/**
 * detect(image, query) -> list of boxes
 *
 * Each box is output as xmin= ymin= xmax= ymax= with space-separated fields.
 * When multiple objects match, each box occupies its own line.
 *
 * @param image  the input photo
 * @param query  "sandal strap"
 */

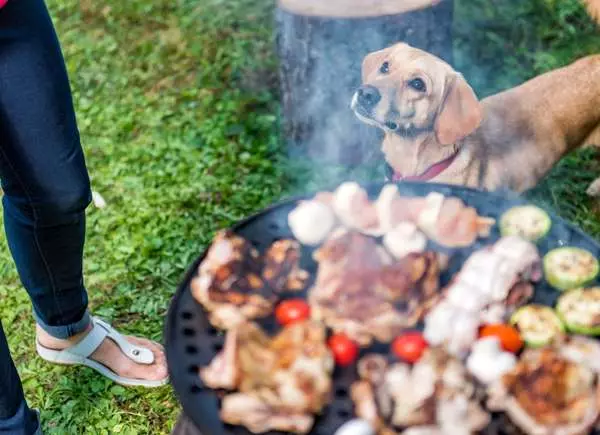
xmin=93 ymin=317 xmax=155 ymax=365
xmin=64 ymin=321 xmax=108 ymax=359
xmin=63 ymin=317 xmax=155 ymax=365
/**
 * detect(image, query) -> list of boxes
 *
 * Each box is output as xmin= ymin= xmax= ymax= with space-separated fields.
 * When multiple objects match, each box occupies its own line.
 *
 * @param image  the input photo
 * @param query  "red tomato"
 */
xmin=275 ymin=299 xmax=310 ymax=326
xmin=327 ymin=334 xmax=359 ymax=367
xmin=392 ymin=332 xmax=428 ymax=363
xmin=479 ymin=324 xmax=523 ymax=353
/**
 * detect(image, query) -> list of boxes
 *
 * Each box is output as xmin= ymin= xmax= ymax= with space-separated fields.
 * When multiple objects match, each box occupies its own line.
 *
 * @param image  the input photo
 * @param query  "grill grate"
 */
xmin=165 ymin=181 xmax=600 ymax=435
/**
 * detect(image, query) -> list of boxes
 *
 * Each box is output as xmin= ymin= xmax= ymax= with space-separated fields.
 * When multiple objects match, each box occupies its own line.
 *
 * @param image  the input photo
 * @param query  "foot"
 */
xmin=36 ymin=323 xmax=168 ymax=383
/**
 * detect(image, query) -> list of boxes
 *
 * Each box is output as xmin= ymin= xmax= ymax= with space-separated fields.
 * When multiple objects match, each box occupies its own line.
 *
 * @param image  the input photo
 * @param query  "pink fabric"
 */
xmin=0 ymin=0 xmax=7 ymax=8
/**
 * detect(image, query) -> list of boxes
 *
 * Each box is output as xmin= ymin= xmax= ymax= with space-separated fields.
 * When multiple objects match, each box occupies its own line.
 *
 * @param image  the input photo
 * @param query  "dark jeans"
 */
xmin=0 ymin=0 xmax=92 ymax=433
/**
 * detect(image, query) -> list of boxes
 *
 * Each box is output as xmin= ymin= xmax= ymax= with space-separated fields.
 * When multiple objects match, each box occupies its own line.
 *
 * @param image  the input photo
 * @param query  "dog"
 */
xmin=351 ymin=24 xmax=600 ymax=194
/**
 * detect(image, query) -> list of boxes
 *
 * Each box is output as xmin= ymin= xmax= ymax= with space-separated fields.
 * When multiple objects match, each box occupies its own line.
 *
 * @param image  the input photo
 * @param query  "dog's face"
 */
xmin=352 ymin=42 xmax=482 ymax=150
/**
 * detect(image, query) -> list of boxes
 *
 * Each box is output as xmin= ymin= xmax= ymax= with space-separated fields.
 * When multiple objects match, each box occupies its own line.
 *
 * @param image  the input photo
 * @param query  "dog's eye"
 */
xmin=408 ymin=78 xmax=427 ymax=92
xmin=379 ymin=61 xmax=390 ymax=74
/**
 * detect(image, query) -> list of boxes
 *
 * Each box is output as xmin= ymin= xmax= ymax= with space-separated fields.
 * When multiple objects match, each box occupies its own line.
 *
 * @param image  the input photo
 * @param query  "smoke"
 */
xmin=275 ymin=3 xmax=454 ymax=191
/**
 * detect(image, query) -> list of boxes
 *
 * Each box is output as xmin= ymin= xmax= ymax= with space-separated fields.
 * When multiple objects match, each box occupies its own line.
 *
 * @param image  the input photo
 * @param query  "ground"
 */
xmin=0 ymin=0 xmax=599 ymax=433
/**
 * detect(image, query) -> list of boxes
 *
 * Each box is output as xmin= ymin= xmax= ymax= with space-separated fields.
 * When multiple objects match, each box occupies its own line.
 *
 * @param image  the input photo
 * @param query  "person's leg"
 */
xmin=0 ymin=321 xmax=39 ymax=435
xmin=0 ymin=2 xmax=166 ymax=430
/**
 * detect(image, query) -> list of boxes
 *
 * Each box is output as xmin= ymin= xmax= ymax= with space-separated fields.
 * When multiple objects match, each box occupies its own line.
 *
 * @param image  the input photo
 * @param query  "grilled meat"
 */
xmin=200 ymin=320 xmax=334 ymax=434
xmin=487 ymin=346 xmax=600 ymax=435
xmin=309 ymin=230 xmax=441 ymax=345
xmin=191 ymin=231 xmax=307 ymax=330
xmin=424 ymin=236 xmax=541 ymax=356
xmin=351 ymin=349 xmax=489 ymax=435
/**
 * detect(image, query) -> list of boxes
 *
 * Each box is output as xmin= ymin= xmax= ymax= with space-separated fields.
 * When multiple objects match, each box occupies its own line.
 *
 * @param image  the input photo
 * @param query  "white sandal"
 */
xmin=36 ymin=317 xmax=168 ymax=388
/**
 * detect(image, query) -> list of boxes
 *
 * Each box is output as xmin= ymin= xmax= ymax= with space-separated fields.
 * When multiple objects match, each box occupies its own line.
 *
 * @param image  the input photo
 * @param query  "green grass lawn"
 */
xmin=0 ymin=0 xmax=598 ymax=433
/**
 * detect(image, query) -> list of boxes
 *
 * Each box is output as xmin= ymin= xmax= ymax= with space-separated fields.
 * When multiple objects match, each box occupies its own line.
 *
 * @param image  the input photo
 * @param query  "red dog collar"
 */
xmin=391 ymin=151 xmax=458 ymax=182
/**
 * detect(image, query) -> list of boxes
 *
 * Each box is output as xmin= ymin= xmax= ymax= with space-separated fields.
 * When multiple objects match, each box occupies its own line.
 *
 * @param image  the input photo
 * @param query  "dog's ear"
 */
xmin=361 ymin=46 xmax=393 ymax=82
xmin=434 ymin=73 xmax=483 ymax=145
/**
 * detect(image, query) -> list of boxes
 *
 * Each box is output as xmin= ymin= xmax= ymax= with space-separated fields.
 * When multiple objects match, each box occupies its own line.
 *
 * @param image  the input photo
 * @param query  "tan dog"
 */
xmin=351 ymin=42 xmax=600 ymax=194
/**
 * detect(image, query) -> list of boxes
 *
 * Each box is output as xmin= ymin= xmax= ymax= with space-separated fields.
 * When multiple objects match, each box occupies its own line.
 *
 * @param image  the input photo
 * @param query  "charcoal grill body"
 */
xmin=165 ymin=181 xmax=600 ymax=435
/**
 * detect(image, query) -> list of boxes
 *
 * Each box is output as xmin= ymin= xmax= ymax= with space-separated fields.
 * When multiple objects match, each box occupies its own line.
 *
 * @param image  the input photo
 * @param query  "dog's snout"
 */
xmin=357 ymin=85 xmax=381 ymax=109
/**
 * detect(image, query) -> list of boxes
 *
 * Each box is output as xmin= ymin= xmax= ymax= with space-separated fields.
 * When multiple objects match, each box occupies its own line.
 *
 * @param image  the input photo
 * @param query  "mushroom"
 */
xmin=288 ymin=199 xmax=337 ymax=246
xmin=466 ymin=337 xmax=517 ymax=385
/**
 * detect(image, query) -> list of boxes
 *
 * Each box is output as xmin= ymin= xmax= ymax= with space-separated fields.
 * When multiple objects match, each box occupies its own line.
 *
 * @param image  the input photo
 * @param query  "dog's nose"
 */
xmin=357 ymin=85 xmax=381 ymax=110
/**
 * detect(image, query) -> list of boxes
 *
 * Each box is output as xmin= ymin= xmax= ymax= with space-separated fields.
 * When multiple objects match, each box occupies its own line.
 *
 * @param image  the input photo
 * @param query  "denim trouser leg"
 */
xmin=0 ymin=0 xmax=93 ymax=431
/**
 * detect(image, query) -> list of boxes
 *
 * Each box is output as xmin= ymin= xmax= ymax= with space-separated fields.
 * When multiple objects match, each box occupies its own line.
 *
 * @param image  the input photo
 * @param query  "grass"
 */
xmin=0 ymin=0 xmax=598 ymax=433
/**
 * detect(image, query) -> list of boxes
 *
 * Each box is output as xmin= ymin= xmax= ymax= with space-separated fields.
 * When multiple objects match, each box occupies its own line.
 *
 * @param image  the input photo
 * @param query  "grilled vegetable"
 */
xmin=328 ymin=334 xmax=359 ymax=367
xmin=391 ymin=331 xmax=428 ymax=363
xmin=556 ymin=287 xmax=600 ymax=336
xmin=499 ymin=205 xmax=551 ymax=242
xmin=510 ymin=304 xmax=564 ymax=347
xmin=275 ymin=299 xmax=310 ymax=326
xmin=543 ymin=247 xmax=599 ymax=291
xmin=479 ymin=324 xmax=524 ymax=353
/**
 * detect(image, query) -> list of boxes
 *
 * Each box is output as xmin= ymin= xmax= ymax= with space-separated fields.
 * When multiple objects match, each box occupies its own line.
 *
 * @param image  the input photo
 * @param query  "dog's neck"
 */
xmin=381 ymin=131 xmax=470 ymax=181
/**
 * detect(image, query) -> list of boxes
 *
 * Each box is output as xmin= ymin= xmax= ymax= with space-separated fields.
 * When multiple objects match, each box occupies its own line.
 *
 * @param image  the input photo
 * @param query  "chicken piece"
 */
xmin=192 ymin=231 xmax=308 ymax=330
xmin=220 ymin=393 xmax=314 ymax=434
xmin=423 ymin=300 xmax=480 ymax=357
xmin=310 ymin=231 xmax=441 ymax=345
xmin=200 ymin=320 xmax=334 ymax=434
xmin=262 ymin=239 xmax=308 ymax=292
xmin=352 ymin=349 xmax=489 ymax=435
xmin=191 ymin=231 xmax=271 ymax=329
xmin=487 ymin=347 xmax=600 ymax=435
xmin=424 ymin=237 xmax=541 ymax=356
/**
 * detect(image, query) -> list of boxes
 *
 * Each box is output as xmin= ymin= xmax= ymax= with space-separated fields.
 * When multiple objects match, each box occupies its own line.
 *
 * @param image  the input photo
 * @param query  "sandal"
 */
xmin=36 ymin=317 xmax=168 ymax=388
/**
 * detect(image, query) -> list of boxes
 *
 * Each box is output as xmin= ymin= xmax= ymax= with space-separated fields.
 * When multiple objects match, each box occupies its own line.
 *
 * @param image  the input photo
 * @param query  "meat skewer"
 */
xmin=423 ymin=236 xmax=541 ymax=357
xmin=288 ymin=182 xmax=495 ymax=249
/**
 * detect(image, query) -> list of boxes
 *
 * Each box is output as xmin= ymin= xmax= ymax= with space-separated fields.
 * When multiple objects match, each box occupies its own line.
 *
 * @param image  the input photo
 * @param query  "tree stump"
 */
xmin=275 ymin=0 xmax=454 ymax=166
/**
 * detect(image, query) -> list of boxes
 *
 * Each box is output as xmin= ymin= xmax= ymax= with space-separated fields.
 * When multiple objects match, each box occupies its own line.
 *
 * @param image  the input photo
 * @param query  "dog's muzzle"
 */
xmin=355 ymin=85 xmax=381 ymax=111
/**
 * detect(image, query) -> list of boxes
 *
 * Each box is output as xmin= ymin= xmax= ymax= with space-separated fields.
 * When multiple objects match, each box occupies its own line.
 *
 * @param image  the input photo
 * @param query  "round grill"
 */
xmin=165 ymin=181 xmax=600 ymax=435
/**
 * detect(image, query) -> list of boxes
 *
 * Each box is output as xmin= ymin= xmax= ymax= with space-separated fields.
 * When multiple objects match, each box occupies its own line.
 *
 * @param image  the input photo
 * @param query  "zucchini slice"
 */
xmin=510 ymin=304 xmax=564 ymax=348
xmin=499 ymin=205 xmax=551 ymax=242
xmin=543 ymin=247 xmax=599 ymax=291
xmin=556 ymin=288 xmax=600 ymax=336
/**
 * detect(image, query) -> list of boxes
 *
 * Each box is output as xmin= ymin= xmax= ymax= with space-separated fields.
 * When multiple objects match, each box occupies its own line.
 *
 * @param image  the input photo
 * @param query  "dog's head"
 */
xmin=352 ymin=43 xmax=482 ymax=147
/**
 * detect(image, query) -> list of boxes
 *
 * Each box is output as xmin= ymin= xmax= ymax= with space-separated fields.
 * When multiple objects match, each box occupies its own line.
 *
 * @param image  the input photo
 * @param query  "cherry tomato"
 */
xmin=392 ymin=332 xmax=428 ymax=363
xmin=479 ymin=324 xmax=524 ymax=353
xmin=327 ymin=334 xmax=359 ymax=367
xmin=275 ymin=299 xmax=311 ymax=326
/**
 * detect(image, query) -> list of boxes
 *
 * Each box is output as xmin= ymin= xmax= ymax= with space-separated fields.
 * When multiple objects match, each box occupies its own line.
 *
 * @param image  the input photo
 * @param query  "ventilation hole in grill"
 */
xmin=183 ymin=328 xmax=195 ymax=337
xmin=334 ymin=388 xmax=347 ymax=399
xmin=181 ymin=311 xmax=193 ymax=320
xmin=190 ymin=385 xmax=203 ymax=394
xmin=212 ymin=342 xmax=223 ymax=353
xmin=185 ymin=345 xmax=198 ymax=355
xmin=188 ymin=364 xmax=199 ymax=374
xmin=336 ymin=409 xmax=351 ymax=419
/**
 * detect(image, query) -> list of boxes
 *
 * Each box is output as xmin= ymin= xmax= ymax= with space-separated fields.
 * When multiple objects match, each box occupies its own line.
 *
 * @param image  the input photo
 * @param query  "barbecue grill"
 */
xmin=164 ymin=181 xmax=600 ymax=435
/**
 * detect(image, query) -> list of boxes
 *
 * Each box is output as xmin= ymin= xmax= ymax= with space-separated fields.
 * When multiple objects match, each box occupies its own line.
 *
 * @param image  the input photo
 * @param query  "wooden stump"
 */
xmin=275 ymin=0 xmax=454 ymax=166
